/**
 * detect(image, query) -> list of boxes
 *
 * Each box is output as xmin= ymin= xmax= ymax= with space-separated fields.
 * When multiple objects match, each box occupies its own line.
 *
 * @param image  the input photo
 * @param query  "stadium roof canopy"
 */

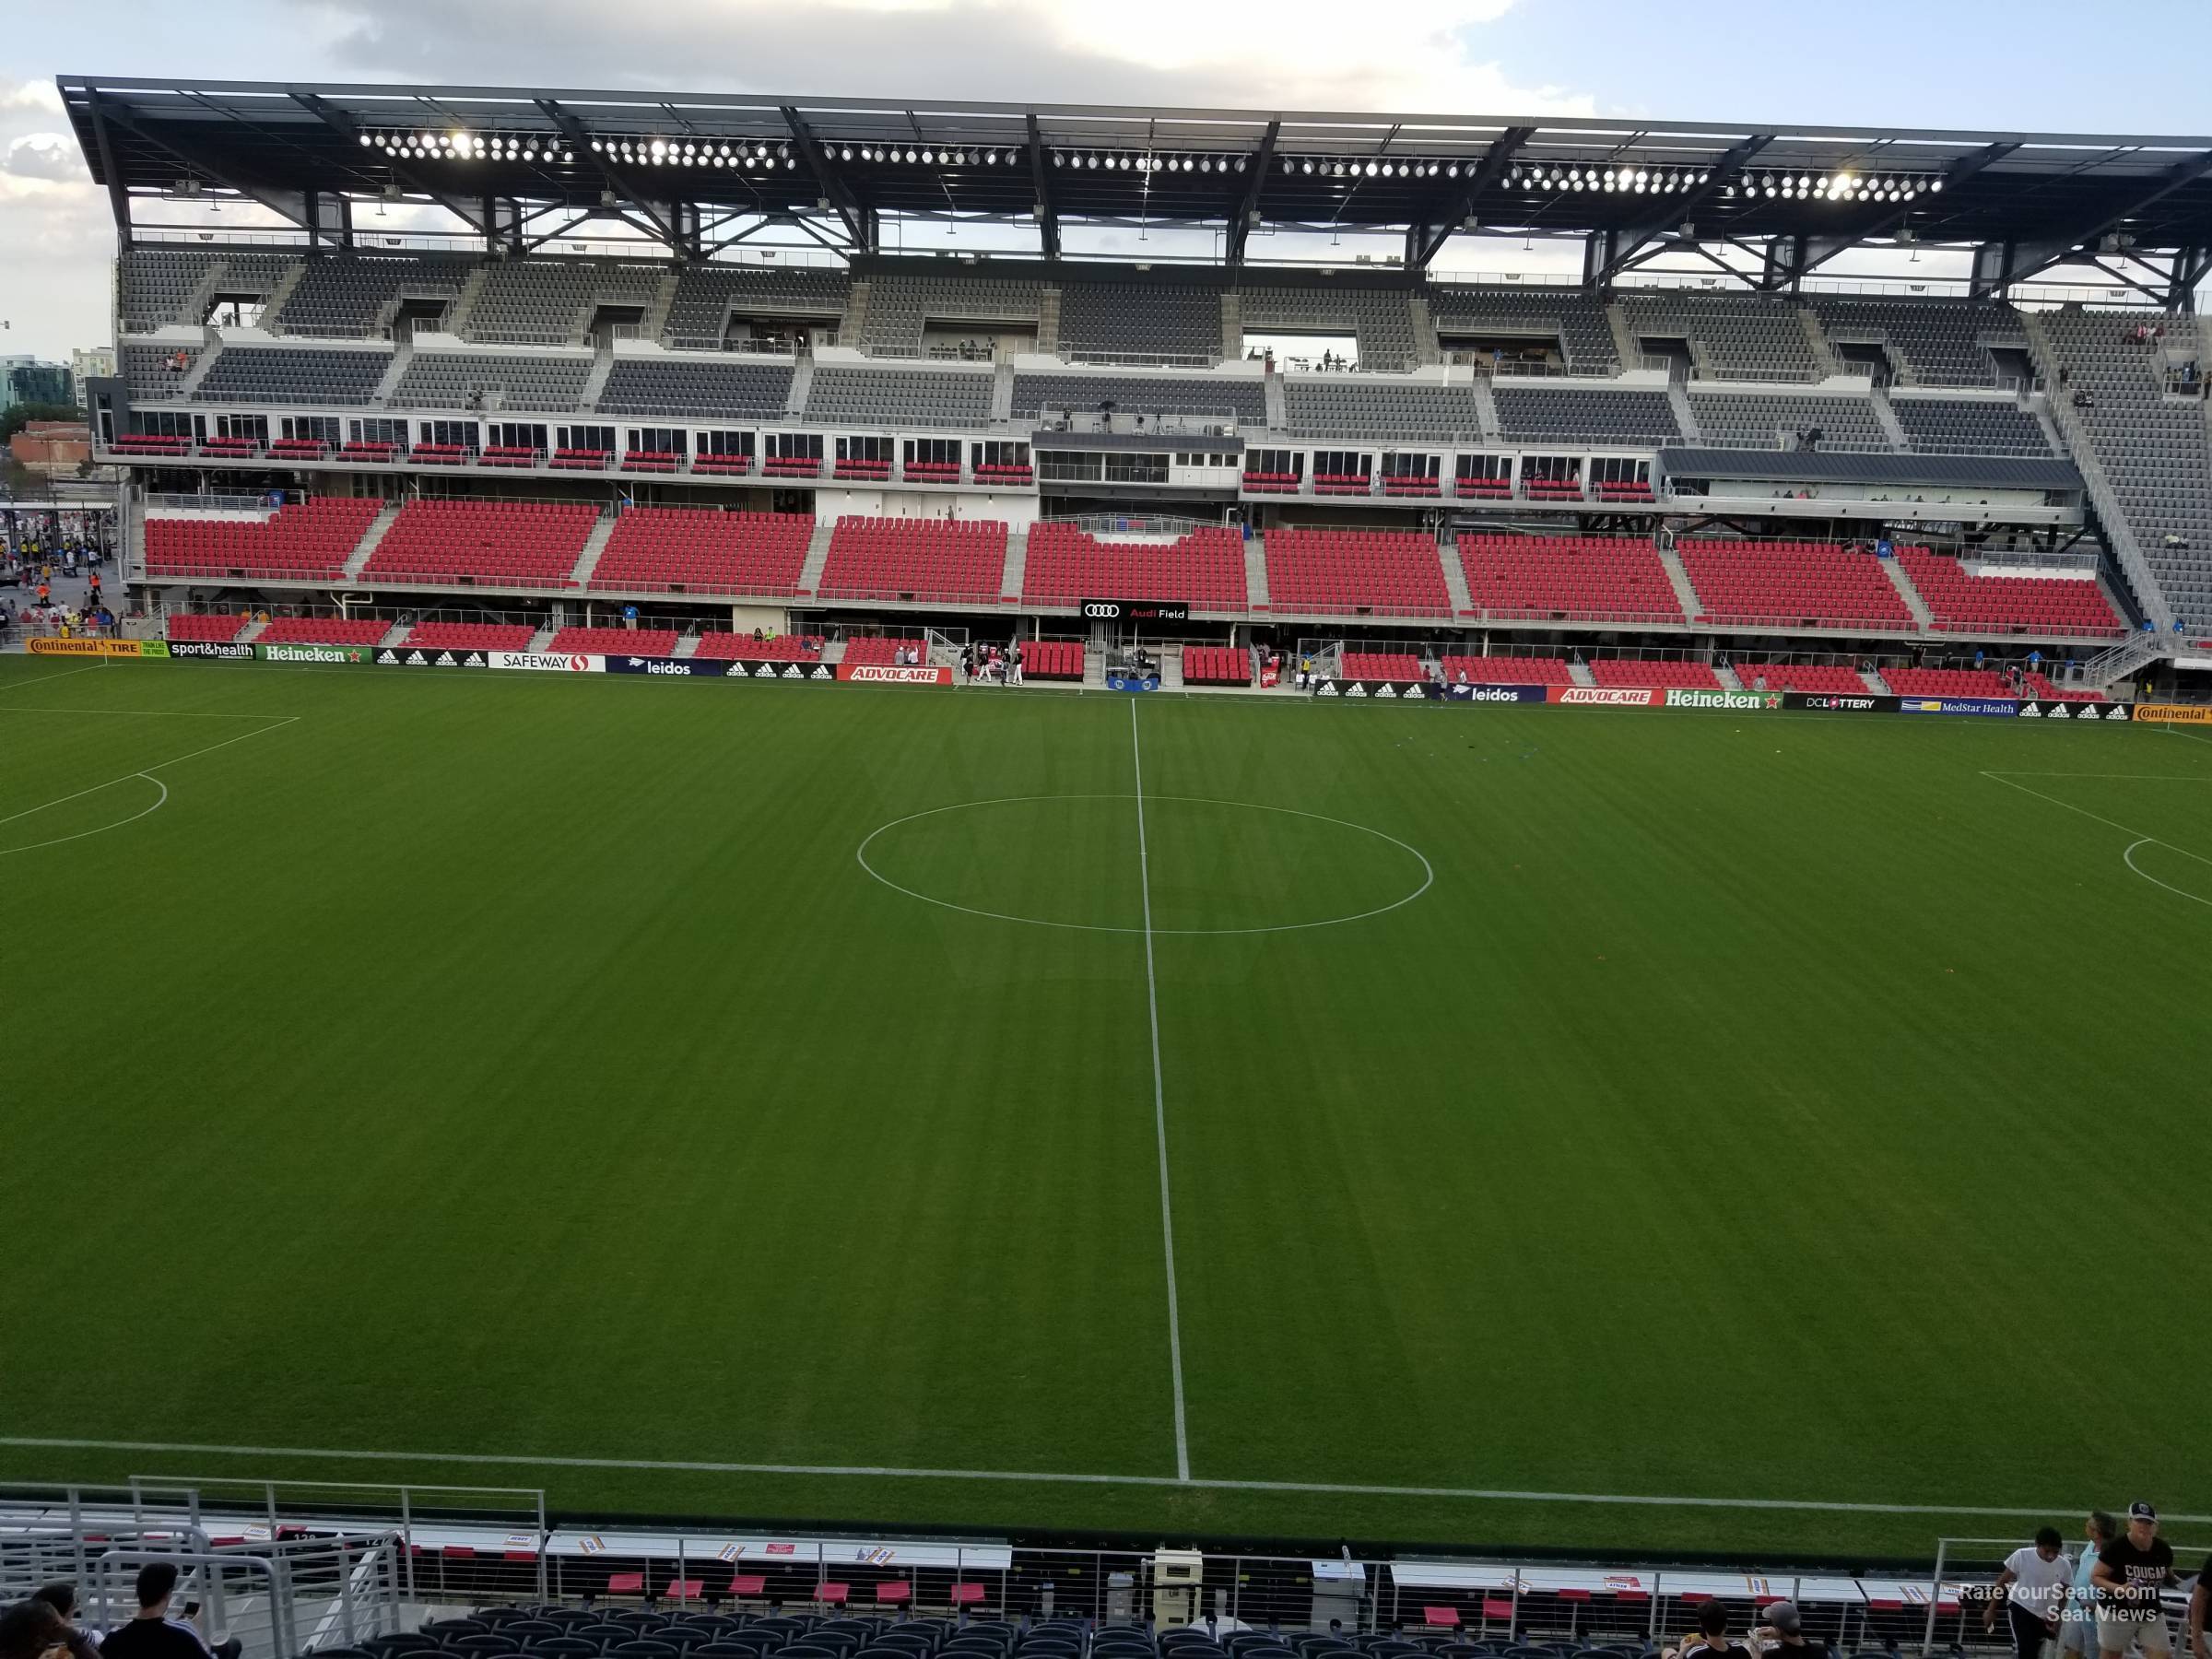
xmin=58 ymin=76 xmax=2212 ymax=298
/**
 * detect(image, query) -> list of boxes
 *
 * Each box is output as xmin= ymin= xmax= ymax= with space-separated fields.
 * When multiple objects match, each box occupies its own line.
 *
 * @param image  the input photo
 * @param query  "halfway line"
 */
xmin=1131 ymin=699 xmax=1191 ymax=1483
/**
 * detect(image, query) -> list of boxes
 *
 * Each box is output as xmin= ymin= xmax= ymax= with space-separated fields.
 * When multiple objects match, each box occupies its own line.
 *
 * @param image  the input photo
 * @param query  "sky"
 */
xmin=4 ymin=0 xmax=2211 ymax=360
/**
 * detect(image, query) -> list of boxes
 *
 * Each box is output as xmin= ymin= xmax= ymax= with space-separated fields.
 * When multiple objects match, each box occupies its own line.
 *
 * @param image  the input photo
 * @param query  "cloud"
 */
xmin=314 ymin=0 xmax=1592 ymax=117
xmin=0 ymin=80 xmax=65 ymax=115
xmin=5 ymin=134 xmax=83 ymax=182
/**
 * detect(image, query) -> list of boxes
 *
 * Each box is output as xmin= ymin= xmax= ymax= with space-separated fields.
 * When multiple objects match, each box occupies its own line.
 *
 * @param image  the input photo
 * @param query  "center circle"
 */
xmin=855 ymin=794 xmax=1433 ymax=936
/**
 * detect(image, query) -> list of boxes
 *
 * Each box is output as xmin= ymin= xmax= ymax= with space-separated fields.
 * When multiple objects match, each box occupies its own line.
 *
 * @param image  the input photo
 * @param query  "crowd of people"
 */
xmin=0 ymin=538 xmax=112 ymax=636
xmin=1 ymin=1565 xmax=244 ymax=1659
xmin=959 ymin=640 xmax=1023 ymax=683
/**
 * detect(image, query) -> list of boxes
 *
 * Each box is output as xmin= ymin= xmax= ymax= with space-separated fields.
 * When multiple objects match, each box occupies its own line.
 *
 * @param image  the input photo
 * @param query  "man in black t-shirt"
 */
xmin=2092 ymin=1502 xmax=2178 ymax=1659
xmin=1752 ymin=1600 xmax=1832 ymax=1659
xmin=98 ymin=1565 xmax=213 ymax=1659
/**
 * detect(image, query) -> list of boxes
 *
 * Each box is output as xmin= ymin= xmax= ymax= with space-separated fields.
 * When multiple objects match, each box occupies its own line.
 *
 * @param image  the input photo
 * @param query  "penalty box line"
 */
xmin=5 ymin=1435 xmax=2206 ymax=1523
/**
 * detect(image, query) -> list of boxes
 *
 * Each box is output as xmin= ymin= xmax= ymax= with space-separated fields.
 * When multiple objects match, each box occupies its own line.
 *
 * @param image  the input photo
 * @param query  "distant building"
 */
xmin=10 ymin=419 xmax=93 ymax=474
xmin=70 ymin=347 xmax=116 ymax=387
xmin=2 ymin=360 xmax=76 ymax=410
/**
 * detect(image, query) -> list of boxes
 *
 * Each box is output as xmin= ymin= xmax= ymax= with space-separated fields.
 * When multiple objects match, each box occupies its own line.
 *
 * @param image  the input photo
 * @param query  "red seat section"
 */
xmin=1456 ymin=535 xmax=1684 ymax=623
xmin=1676 ymin=539 xmax=1912 ymax=630
xmin=1021 ymin=524 xmax=1246 ymax=609
xmin=547 ymin=626 xmax=679 ymax=656
xmin=1439 ymin=653 xmax=1572 ymax=685
xmin=1265 ymin=530 xmax=1451 ymax=618
xmin=1894 ymin=547 xmax=2124 ymax=639
xmin=1340 ymin=652 xmax=1425 ymax=682
xmin=692 ymin=633 xmax=826 ymax=663
xmin=2024 ymin=671 xmax=2105 ymax=703
xmin=396 ymin=621 xmax=535 ymax=653
xmin=1734 ymin=662 xmax=1868 ymax=695
xmin=1886 ymin=666 xmax=2013 ymax=698
xmin=1022 ymin=640 xmax=1085 ymax=679
xmin=165 ymin=613 xmax=249 ymax=643
xmin=842 ymin=636 xmax=929 ymax=666
xmin=258 ymin=616 xmax=390 ymax=646
xmin=146 ymin=499 xmax=381 ymax=582
xmin=817 ymin=516 xmax=1007 ymax=603
xmin=1589 ymin=657 xmax=1723 ymax=690
xmin=591 ymin=510 xmax=815 ymax=597
xmin=1183 ymin=645 xmax=1251 ymax=685
xmin=362 ymin=500 xmax=599 ymax=589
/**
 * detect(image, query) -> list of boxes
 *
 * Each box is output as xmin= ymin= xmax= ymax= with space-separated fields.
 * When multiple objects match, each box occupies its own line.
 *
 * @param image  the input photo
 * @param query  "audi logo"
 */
xmin=1081 ymin=603 xmax=1122 ymax=618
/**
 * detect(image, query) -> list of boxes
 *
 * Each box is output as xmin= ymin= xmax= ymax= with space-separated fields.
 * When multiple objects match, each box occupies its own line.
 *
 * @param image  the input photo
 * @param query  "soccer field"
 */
xmin=4 ymin=653 xmax=2208 ymax=1559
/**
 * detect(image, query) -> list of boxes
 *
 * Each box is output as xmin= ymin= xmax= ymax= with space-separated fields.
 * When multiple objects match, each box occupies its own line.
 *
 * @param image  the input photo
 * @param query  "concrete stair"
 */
xmin=581 ymin=348 xmax=617 ymax=408
xmin=1666 ymin=382 xmax=1701 ymax=443
xmin=797 ymin=519 xmax=837 ymax=594
xmin=527 ymin=625 xmax=557 ymax=652
xmin=236 ymin=616 xmax=270 ymax=644
xmin=1436 ymin=539 xmax=1473 ymax=615
xmin=1468 ymin=374 xmax=1500 ymax=441
xmin=641 ymin=271 xmax=680 ymax=344
xmin=841 ymin=278 xmax=872 ymax=346
xmin=1796 ymin=307 xmax=1842 ymax=378
xmin=371 ymin=338 xmax=416 ymax=403
xmin=991 ymin=359 xmax=1016 ymax=421
xmin=1263 ymin=370 xmax=1287 ymax=430
xmin=569 ymin=512 xmax=619 ymax=587
xmin=174 ymin=340 xmax=225 ymax=400
xmin=1867 ymin=383 xmax=1910 ymax=450
xmin=1880 ymin=555 xmax=1936 ymax=629
xmin=673 ymin=633 xmax=700 ymax=658
xmin=1407 ymin=294 xmax=1441 ymax=366
xmin=1605 ymin=302 xmax=1640 ymax=370
xmin=378 ymin=620 xmax=410 ymax=648
xmin=785 ymin=355 xmax=815 ymax=418
xmin=1861 ymin=666 xmax=1892 ymax=695
xmin=1036 ymin=287 xmax=1061 ymax=356
xmin=1160 ymin=653 xmax=1185 ymax=691
xmin=1568 ymin=658 xmax=1597 ymax=687
xmin=1220 ymin=291 xmax=1243 ymax=361
xmin=1714 ymin=662 xmax=1745 ymax=690
xmin=260 ymin=262 xmax=309 ymax=332
xmin=342 ymin=500 xmax=404 ymax=581
xmin=1243 ymin=534 xmax=1271 ymax=607
xmin=1001 ymin=524 xmax=1030 ymax=600
xmin=1657 ymin=544 xmax=1705 ymax=622
xmin=445 ymin=265 xmax=492 ymax=339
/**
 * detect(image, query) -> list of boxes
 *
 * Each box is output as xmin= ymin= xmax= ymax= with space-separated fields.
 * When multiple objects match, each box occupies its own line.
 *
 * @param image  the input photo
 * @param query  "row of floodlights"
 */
xmin=1736 ymin=171 xmax=1940 ymax=201
xmin=364 ymin=131 xmax=573 ymax=163
xmin=1509 ymin=165 xmax=1938 ymax=201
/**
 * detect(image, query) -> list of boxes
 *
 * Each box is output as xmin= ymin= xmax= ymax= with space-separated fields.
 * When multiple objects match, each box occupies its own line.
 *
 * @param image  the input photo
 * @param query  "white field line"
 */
xmin=0 ymin=663 xmax=106 ymax=694
xmin=1981 ymin=769 xmax=2212 ymax=905
xmin=0 ymin=705 xmax=280 ymax=719
xmin=6 ymin=1435 xmax=2207 ymax=1522
xmin=0 ymin=717 xmax=300 ymax=844
xmin=1131 ymin=701 xmax=1192 ymax=1483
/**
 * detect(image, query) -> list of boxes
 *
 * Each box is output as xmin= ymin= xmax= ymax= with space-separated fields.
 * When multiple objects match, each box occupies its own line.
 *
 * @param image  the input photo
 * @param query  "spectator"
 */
xmin=29 ymin=1589 xmax=98 ymax=1659
xmin=1990 ymin=1528 xmax=2074 ymax=1659
xmin=0 ymin=1602 xmax=67 ymax=1659
xmin=2093 ymin=1503 xmax=2178 ymax=1659
xmin=2189 ymin=1539 xmax=2208 ymax=1659
xmin=97 ymin=1564 xmax=235 ymax=1659
xmin=2064 ymin=1515 xmax=2124 ymax=1659
xmin=1751 ymin=1601 xmax=1829 ymax=1659
xmin=1666 ymin=1604 xmax=1747 ymax=1659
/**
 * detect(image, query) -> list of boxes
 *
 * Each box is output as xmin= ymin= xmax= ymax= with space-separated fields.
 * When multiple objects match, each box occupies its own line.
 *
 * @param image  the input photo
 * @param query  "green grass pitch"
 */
xmin=4 ymin=652 xmax=2209 ymax=1559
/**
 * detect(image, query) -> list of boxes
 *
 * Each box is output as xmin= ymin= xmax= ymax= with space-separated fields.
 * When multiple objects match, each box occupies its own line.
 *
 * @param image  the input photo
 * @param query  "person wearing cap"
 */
xmin=2092 ymin=1502 xmax=2179 ymax=1658
xmin=2062 ymin=1514 xmax=2123 ymax=1659
xmin=1750 ymin=1601 xmax=1830 ymax=1659
xmin=1989 ymin=1529 xmax=2075 ymax=1659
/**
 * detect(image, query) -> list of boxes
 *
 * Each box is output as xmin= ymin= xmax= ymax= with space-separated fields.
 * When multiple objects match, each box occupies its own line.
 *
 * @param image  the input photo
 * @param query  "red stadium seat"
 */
xmin=1340 ymin=652 xmax=1425 ymax=682
xmin=817 ymin=516 xmax=1007 ymax=604
xmin=692 ymin=632 xmax=826 ymax=663
xmin=395 ymin=621 xmax=536 ymax=653
xmin=1885 ymin=666 xmax=2014 ymax=698
xmin=146 ymin=498 xmax=381 ymax=583
xmin=590 ymin=509 xmax=814 ymax=597
xmin=1439 ymin=653 xmax=1571 ymax=686
xmin=1456 ymin=535 xmax=1684 ymax=624
xmin=1589 ymin=658 xmax=1722 ymax=690
xmin=1020 ymin=639 xmax=1085 ymax=679
xmin=1734 ymin=662 xmax=1869 ymax=695
xmin=1675 ymin=538 xmax=1912 ymax=630
xmin=842 ymin=636 xmax=928 ymax=666
xmin=361 ymin=500 xmax=599 ymax=589
xmin=258 ymin=616 xmax=390 ymax=646
xmin=1182 ymin=644 xmax=1252 ymax=685
xmin=1895 ymin=546 xmax=2124 ymax=640
xmin=164 ymin=613 xmax=251 ymax=643
xmin=1022 ymin=523 xmax=1246 ymax=609
xmin=547 ymin=626 xmax=679 ymax=656
xmin=1265 ymin=529 xmax=1450 ymax=618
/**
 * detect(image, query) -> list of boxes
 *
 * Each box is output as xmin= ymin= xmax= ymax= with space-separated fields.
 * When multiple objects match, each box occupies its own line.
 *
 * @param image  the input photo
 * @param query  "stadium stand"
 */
xmin=395 ymin=621 xmax=536 ymax=653
xmin=119 ymin=246 xmax=232 ymax=329
xmin=1733 ymin=662 xmax=1869 ymax=694
xmin=1885 ymin=666 xmax=2012 ymax=698
xmin=1807 ymin=298 xmax=2008 ymax=386
xmin=1341 ymin=652 xmax=1425 ymax=682
xmin=1427 ymin=283 xmax=1618 ymax=374
xmin=1020 ymin=524 xmax=1246 ymax=608
xmin=267 ymin=253 xmax=469 ymax=336
xmin=842 ymin=635 xmax=928 ymax=665
xmin=1617 ymin=292 xmax=1822 ymax=381
xmin=1675 ymin=538 xmax=1913 ymax=629
xmin=548 ymin=626 xmax=680 ymax=656
xmin=2037 ymin=311 xmax=2212 ymax=629
xmin=588 ymin=509 xmax=815 ymax=597
xmin=257 ymin=616 xmax=390 ymax=646
xmin=388 ymin=352 xmax=594 ymax=410
xmin=1265 ymin=529 xmax=1452 ymax=617
xmin=120 ymin=342 xmax=198 ymax=397
xmin=817 ymin=517 xmax=1008 ymax=601
xmin=1183 ymin=645 xmax=1252 ymax=685
xmin=2024 ymin=671 xmax=2106 ymax=702
xmin=1491 ymin=386 xmax=1679 ymax=444
xmin=1238 ymin=283 xmax=1422 ymax=368
xmin=863 ymin=272 xmax=1043 ymax=351
xmin=1021 ymin=640 xmax=1085 ymax=679
xmin=693 ymin=632 xmax=827 ymax=661
xmin=1282 ymin=381 xmax=1486 ymax=438
xmin=194 ymin=347 xmax=393 ymax=406
xmin=1889 ymin=397 xmax=2054 ymax=455
xmin=1590 ymin=657 xmax=1724 ymax=689
xmin=1057 ymin=279 xmax=1218 ymax=359
xmin=1455 ymin=535 xmax=1685 ymax=622
xmin=465 ymin=259 xmax=663 ymax=345
xmin=1893 ymin=546 xmax=2124 ymax=638
xmin=596 ymin=359 xmax=794 ymax=418
xmin=1439 ymin=653 xmax=1573 ymax=685
xmin=661 ymin=265 xmax=849 ymax=347
xmin=360 ymin=500 xmax=599 ymax=587
xmin=1012 ymin=373 xmax=1265 ymax=424
xmin=165 ymin=613 xmax=250 ymax=642
xmin=806 ymin=365 xmax=994 ymax=427
xmin=145 ymin=499 xmax=381 ymax=582
xmin=1687 ymin=392 xmax=1888 ymax=450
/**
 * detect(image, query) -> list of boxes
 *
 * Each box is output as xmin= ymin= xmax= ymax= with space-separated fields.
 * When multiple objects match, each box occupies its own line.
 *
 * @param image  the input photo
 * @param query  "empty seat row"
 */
xmin=818 ymin=517 xmax=1007 ymax=601
xmin=589 ymin=509 xmax=815 ymax=597
xmin=146 ymin=499 xmax=382 ymax=582
xmin=1265 ymin=529 xmax=1452 ymax=617
xmin=1021 ymin=524 xmax=1245 ymax=608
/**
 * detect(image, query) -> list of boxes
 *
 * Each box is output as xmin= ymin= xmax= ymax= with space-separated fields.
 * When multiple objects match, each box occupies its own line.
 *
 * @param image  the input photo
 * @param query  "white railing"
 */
xmin=458 ymin=326 xmax=582 ymax=348
xmin=1062 ymin=348 xmax=1222 ymax=370
xmin=1038 ymin=407 xmax=1241 ymax=436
